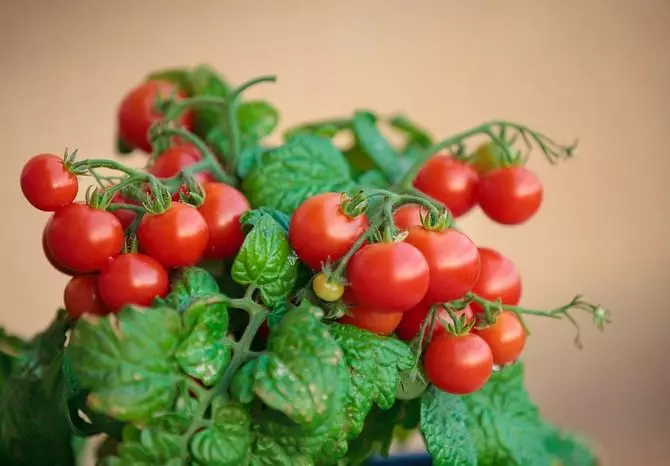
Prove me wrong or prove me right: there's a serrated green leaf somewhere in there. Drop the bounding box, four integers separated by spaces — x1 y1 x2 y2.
176 296 231 386
240 207 291 233
329 324 414 438
544 428 597 466
352 111 402 182
266 301 293 330
241 134 355 214
67 307 182 422
190 400 251 466
420 387 477 466
165 267 221 312
388 114 433 149
232 305 348 430
238 100 279 140
232 213 298 306
101 427 182 466
283 118 352 141
463 362 552 466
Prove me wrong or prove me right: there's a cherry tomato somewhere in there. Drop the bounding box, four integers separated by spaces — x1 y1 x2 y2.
118 80 192 153
404 227 480 304
197 182 250 260
339 305 403 335
393 204 426 230
45 203 124 273
312 272 344 302
470 247 522 314
471 142 509 174
347 242 429 313
396 303 474 341
414 155 479 217
138 202 209 268
477 166 543 225
63 275 108 319
424 333 493 394
42 227 75 275
98 253 169 310
289 193 369 270
473 311 526 365
20 153 78 211
110 192 137 230
148 145 214 199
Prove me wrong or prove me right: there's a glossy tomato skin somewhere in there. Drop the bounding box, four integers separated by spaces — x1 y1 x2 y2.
289 193 369 270
118 80 192 153
138 202 209 268
20 153 78 211
46 204 124 273
98 254 169 310
471 247 522 314
477 166 543 225
42 228 75 275
64 275 108 319
396 303 474 341
198 182 250 260
393 204 426 230
339 305 403 335
424 333 493 395
347 242 429 313
404 227 480 304
148 145 214 194
414 155 479 218
473 311 526 365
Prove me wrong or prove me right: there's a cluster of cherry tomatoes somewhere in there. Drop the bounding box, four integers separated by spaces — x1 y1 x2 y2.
290 189 528 395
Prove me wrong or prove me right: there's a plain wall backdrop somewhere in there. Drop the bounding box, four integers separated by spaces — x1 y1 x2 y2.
1 1 669 464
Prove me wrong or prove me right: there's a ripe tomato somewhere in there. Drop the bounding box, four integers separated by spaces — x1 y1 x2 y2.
473 311 526 365
45 203 124 273
347 242 429 313
148 145 214 198
471 247 521 314
396 303 474 341
339 305 403 335
289 193 369 270
138 202 209 268
414 155 479 217
197 182 250 260
98 253 169 310
404 227 480 304
477 166 543 225
63 275 108 319
110 192 137 230
312 272 344 302
393 204 425 230
424 333 493 394
20 153 78 211
118 80 192 153
42 228 75 275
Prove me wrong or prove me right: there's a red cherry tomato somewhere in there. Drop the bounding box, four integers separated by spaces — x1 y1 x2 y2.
289 193 369 270
470 247 522 314
42 227 75 275
424 333 493 394
148 145 214 199
118 80 192 153
98 253 169 310
198 182 250 260
396 303 474 341
404 227 480 303
64 275 108 319
45 204 124 273
393 204 426 230
20 153 78 211
138 202 209 268
473 311 526 365
477 166 543 225
347 242 429 313
110 192 137 230
339 305 403 335
414 155 479 217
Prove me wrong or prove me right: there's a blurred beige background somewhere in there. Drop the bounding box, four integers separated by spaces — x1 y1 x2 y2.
1 0 669 464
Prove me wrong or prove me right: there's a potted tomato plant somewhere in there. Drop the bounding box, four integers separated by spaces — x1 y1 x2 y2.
2 65 608 466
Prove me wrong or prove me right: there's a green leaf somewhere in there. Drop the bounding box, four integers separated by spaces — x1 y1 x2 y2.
283 118 352 141
328 324 414 438
190 400 251 466
420 387 477 466
231 304 348 430
165 267 221 312
237 145 269 178
240 207 291 233
388 114 433 149
463 362 553 466
238 100 280 141
101 427 182 466
146 67 194 94
241 134 355 214
544 428 597 466
343 145 376 177
189 65 233 136
176 296 231 386
231 213 298 306
352 111 402 182
148 390 198 435
67 306 182 422
356 169 389 189
266 301 292 330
